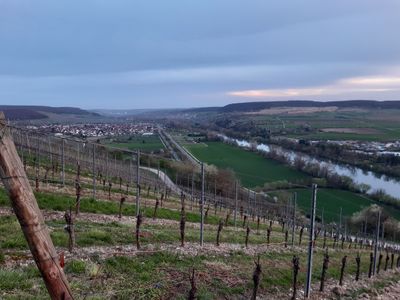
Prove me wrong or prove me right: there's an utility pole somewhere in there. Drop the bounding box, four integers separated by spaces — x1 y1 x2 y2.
373 209 381 276
305 184 317 298
200 162 205 246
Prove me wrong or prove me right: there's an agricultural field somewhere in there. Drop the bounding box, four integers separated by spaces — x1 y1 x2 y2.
106 134 164 152
185 141 308 187
269 188 400 223
184 140 400 222
248 108 400 141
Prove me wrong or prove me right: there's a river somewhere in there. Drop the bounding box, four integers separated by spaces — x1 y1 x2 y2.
218 135 400 199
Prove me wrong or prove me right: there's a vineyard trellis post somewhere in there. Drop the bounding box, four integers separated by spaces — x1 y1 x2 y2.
0 114 73 299
191 171 194 211
321 207 324 230
234 180 238 228
339 207 343 238
61 138 65 187
305 184 317 298
373 209 381 275
291 192 297 246
92 143 96 199
136 150 141 216
200 162 205 246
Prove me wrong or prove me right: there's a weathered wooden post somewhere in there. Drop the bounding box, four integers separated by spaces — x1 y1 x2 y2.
0 113 73 299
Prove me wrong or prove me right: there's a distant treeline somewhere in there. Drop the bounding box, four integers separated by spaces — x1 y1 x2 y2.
0 105 98 120
222 100 400 112
184 100 400 114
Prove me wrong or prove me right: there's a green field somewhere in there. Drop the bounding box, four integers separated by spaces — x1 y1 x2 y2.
271 188 400 222
184 140 400 220
186 141 308 188
108 134 164 152
249 109 400 141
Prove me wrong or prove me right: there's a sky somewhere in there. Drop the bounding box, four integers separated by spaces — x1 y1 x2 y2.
1 1 400 109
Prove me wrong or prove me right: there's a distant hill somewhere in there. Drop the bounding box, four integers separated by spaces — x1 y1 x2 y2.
182 107 221 113
0 105 99 121
221 100 400 112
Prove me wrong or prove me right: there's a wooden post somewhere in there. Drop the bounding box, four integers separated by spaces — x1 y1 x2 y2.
0 113 73 299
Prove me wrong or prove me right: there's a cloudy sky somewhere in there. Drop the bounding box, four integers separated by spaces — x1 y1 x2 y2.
1 1 400 109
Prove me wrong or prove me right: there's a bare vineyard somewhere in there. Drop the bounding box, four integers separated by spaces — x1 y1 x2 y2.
2 123 400 299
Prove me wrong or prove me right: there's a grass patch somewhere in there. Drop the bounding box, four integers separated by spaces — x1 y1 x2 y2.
108 134 164 152
186 142 308 187
270 188 400 222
